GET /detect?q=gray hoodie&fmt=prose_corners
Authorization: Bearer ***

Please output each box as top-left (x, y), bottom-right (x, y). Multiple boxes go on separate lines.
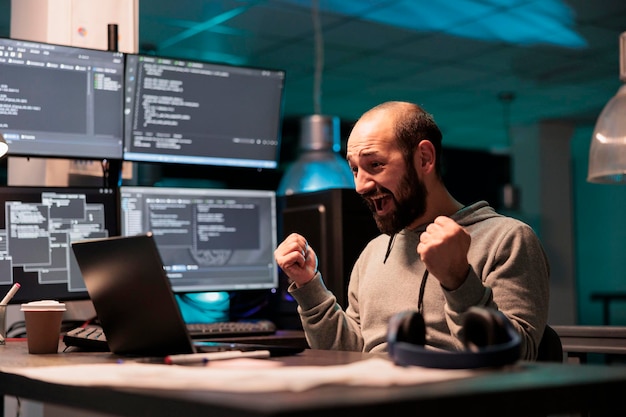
top-left (288, 201), bottom-right (550, 360)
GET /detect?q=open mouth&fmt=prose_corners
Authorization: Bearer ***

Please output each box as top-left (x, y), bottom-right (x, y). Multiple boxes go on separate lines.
top-left (372, 195), bottom-right (393, 215)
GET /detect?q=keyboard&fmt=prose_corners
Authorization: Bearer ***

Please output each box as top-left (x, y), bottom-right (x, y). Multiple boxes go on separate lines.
top-left (63, 320), bottom-right (278, 351)
top-left (186, 320), bottom-right (277, 338)
top-left (63, 326), bottom-right (109, 351)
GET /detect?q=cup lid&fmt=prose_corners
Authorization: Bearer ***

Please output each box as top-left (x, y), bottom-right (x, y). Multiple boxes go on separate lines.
top-left (21, 300), bottom-right (66, 312)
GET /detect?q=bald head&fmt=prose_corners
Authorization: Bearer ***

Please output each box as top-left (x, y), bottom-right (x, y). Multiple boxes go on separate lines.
top-left (352, 101), bottom-right (443, 178)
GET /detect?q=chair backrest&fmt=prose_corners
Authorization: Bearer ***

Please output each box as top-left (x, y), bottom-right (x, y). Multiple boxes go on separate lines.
top-left (537, 324), bottom-right (563, 362)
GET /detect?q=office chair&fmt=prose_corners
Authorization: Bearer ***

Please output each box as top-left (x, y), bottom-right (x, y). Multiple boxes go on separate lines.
top-left (536, 324), bottom-right (563, 362)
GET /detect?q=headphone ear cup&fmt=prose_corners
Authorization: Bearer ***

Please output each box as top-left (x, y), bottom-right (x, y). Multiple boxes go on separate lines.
top-left (389, 306), bottom-right (521, 369)
top-left (462, 307), bottom-right (512, 351)
top-left (387, 310), bottom-right (426, 347)
top-left (398, 311), bottom-right (426, 345)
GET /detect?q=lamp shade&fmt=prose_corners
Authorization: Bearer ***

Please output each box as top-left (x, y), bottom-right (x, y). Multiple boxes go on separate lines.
top-left (587, 84), bottom-right (626, 184)
top-left (0, 133), bottom-right (8, 158)
top-left (587, 31), bottom-right (626, 184)
top-left (277, 115), bottom-right (354, 196)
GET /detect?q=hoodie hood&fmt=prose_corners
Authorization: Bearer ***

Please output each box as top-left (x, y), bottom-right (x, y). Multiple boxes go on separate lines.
top-left (450, 200), bottom-right (502, 227)
top-left (406, 200), bottom-right (501, 233)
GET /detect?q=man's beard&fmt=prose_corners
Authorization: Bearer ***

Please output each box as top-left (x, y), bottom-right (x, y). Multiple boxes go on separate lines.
top-left (362, 169), bottom-right (427, 235)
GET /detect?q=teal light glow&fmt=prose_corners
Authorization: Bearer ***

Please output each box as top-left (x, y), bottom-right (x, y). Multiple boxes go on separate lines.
top-left (277, 154), bottom-right (355, 196)
top-left (277, 115), bottom-right (355, 196)
top-left (175, 291), bottom-right (230, 323)
top-left (157, 6), bottom-right (252, 51)
top-left (289, 0), bottom-right (587, 48)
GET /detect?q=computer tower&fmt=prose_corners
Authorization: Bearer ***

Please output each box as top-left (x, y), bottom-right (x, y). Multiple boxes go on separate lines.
top-left (273, 188), bottom-right (380, 329)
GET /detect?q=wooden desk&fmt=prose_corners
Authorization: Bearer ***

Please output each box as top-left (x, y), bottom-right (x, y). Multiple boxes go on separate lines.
top-left (553, 325), bottom-right (626, 363)
top-left (2, 340), bottom-right (626, 417)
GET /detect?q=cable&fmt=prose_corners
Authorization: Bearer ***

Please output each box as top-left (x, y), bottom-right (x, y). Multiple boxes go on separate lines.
top-left (312, 0), bottom-right (324, 114)
top-left (417, 270), bottom-right (429, 315)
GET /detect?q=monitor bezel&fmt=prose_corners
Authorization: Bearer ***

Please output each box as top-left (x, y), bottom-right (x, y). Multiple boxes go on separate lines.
top-left (0, 37), bottom-right (125, 160)
top-left (122, 53), bottom-right (286, 169)
top-left (0, 185), bottom-right (120, 304)
top-left (119, 185), bottom-right (279, 293)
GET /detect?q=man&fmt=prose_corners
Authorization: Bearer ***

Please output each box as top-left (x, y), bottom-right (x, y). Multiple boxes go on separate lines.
top-left (274, 101), bottom-right (550, 360)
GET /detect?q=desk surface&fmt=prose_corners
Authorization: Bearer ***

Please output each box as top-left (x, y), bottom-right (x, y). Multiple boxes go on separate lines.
top-left (553, 325), bottom-right (626, 355)
top-left (2, 341), bottom-right (626, 417)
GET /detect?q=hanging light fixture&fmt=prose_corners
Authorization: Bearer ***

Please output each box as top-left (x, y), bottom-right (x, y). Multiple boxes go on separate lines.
top-left (587, 31), bottom-right (626, 184)
top-left (496, 91), bottom-right (520, 211)
top-left (277, 114), bottom-right (354, 196)
top-left (276, 0), bottom-right (353, 196)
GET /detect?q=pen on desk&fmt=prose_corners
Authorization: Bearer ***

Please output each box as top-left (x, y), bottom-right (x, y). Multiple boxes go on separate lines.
top-left (164, 349), bottom-right (271, 365)
top-left (0, 283), bottom-right (20, 305)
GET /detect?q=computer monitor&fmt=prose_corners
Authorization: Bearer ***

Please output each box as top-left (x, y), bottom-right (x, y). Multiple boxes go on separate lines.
top-left (0, 186), bottom-right (119, 304)
top-left (119, 186), bottom-right (278, 293)
top-left (122, 54), bottom-right (285, 169)
top-left (0, 38), bottom-right (125, 159)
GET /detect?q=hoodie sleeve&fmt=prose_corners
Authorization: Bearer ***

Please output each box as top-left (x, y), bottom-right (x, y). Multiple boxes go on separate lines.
top-left (441, 219), bottom-right (550, 360)
top-left (288, 272), bottom-right (365, 351)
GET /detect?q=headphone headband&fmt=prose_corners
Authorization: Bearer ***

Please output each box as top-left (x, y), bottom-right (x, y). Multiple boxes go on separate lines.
top-left (387, 307), bottom-right (521, 369)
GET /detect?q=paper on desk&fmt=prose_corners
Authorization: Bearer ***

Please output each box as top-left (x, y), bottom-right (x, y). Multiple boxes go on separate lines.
top-left (3, 358), bottom-right (474, 392)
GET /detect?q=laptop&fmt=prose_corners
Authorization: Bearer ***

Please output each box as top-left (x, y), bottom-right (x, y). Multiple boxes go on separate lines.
top-left (71, 233), bottom-right (303, 358)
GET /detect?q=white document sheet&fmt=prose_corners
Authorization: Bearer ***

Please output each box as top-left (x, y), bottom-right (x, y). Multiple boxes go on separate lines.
top-left (3, 358), bottom-right (477, 392)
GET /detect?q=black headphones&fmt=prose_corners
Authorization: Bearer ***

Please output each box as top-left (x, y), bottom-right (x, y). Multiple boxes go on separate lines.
top-left (387, 306), bottom-right (521, 369)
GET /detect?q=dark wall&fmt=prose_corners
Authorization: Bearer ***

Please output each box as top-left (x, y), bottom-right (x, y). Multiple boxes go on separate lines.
top-left (441, 147), bottom-right (511, 211)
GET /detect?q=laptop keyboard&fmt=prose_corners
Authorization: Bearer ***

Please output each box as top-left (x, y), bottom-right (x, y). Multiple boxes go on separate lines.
top-left (186, 320), bottom-right (277, 338)
top-left (63, 320), bottom-right (277, 351)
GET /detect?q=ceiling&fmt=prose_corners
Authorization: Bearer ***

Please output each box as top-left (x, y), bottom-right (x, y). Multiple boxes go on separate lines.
top-left (1, 0), bottom-right (625, 154)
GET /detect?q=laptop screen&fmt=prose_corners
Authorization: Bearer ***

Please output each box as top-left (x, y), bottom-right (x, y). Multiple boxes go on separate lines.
top-left (72, 233), bottom-right (304, 357)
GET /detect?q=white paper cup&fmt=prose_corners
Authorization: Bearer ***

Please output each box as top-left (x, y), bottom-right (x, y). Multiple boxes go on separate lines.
top-left (21, 300), bottom-right (66, 354)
